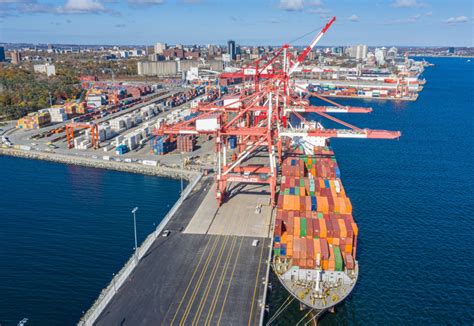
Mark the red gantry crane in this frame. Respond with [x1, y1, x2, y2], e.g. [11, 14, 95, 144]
[65, 122, 100, 150]
[154, 16, 401, 206]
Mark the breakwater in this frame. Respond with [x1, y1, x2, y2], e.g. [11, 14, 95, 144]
[0, 148, 198, 181]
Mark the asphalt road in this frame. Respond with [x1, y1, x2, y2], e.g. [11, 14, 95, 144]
[94, 178, 269, 326]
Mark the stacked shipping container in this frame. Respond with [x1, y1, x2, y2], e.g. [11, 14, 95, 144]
[274, 148, 358, 272]
[176, 135, 195, 152]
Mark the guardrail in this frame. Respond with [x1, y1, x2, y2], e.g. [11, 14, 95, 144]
[259, 207, 275, 326]
[78, 172, 203, 326]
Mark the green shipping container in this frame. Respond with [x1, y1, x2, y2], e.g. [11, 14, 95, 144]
[300, 218, 307, 237]
[317, 212, 324, 219]
[334, 246, 343, 271]
[274, 248, 280, 256]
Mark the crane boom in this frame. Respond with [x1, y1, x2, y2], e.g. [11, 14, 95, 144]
[288, 16, 336, 76]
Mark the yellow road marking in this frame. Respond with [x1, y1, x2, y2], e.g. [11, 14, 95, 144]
[205, 235, 238, 326]
[170, 237, 218, 325]
[248, 238, 266, 326]
[192, 235, 230, 325]
[217, 236, 244, 326]
[180, 235, 221, 325]
[169, 235, 214, 326]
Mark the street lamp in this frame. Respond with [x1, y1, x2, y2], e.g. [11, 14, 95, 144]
[132, 207, 138, 259]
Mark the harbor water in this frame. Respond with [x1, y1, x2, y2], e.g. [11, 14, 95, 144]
[267, 57, 473, 325]
[0, 57, 472, 325]
[0, 159, 182, 325]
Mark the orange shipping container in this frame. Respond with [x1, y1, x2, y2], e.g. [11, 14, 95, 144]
[338, 219, 347, 238]
[294, 216, 301, 236]
[319, 218, 327, 238]
[351, 222, 359, 236]
[313, 239, 321, 260]
[344, 244, 352, 254]
[322, 260, 329, 270]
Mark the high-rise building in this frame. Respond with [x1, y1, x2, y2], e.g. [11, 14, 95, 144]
[0, 46, 5, 62]
[350, 44, 368, 60]
[11, 50, 22, 64]
[227, 40, 236, 61]
[154, 42, 167, 54]
[374, 47, 386, 65]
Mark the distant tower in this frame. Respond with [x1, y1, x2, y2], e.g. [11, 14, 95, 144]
[0, 46, 5, 62]
[11, 50, 22, 64]
[154, 42, 167, 54]
[227, 40, 236, 61]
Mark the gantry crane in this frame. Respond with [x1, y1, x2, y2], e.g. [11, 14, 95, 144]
[65, 123, 100, 149]
[154, 16, 401, 206]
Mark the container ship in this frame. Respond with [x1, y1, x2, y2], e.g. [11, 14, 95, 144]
[273, 127, 358, 311]
[154, 15, 401, 319]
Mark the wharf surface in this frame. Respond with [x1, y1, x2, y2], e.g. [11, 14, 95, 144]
[92, 178, 273, 326]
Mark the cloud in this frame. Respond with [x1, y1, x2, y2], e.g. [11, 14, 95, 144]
[442, 16, 468, 25]
[0, 0, 53, 15]
[387, 14, 421, 24]
[127, 0, 164, 5]
[57, 0, 108, 13]
[19, 1, 52, 13]
[348, 14, 359, 22]
[279, 0, 304, 11]
[425, 11, 432, 16]
[391, 0, 423, 8]
[307, 7, 329, 14]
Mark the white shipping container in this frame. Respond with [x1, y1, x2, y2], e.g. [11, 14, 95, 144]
[103, 156, 110, 161]
[142, 160, 158, 166]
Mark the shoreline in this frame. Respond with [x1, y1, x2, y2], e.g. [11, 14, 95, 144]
[0, 148, 199, 181]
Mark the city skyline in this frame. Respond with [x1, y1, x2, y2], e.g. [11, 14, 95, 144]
[0, 0, 473, 46]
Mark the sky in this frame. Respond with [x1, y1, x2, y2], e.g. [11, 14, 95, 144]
[0, 0, 472, 46]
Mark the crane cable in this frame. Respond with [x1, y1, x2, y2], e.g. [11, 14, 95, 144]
[287, 24, 325, 45]
[265, 295, 295, 325]
[295, 309, 313, 326]
[304, 310, 324, 326]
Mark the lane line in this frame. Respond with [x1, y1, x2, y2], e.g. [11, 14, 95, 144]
[168, 235, 214, 326]
[192, 235, 230, 325]
[217, 236, 244, 326]
[248, 238, 266, 326]
[205, 235, 238, 326]
[180, 235, 222, 325]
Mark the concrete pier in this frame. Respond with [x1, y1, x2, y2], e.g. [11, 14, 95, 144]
[83, 178, 272, 326]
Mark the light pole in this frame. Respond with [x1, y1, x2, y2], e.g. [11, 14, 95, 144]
[132, 207, 138, 260]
